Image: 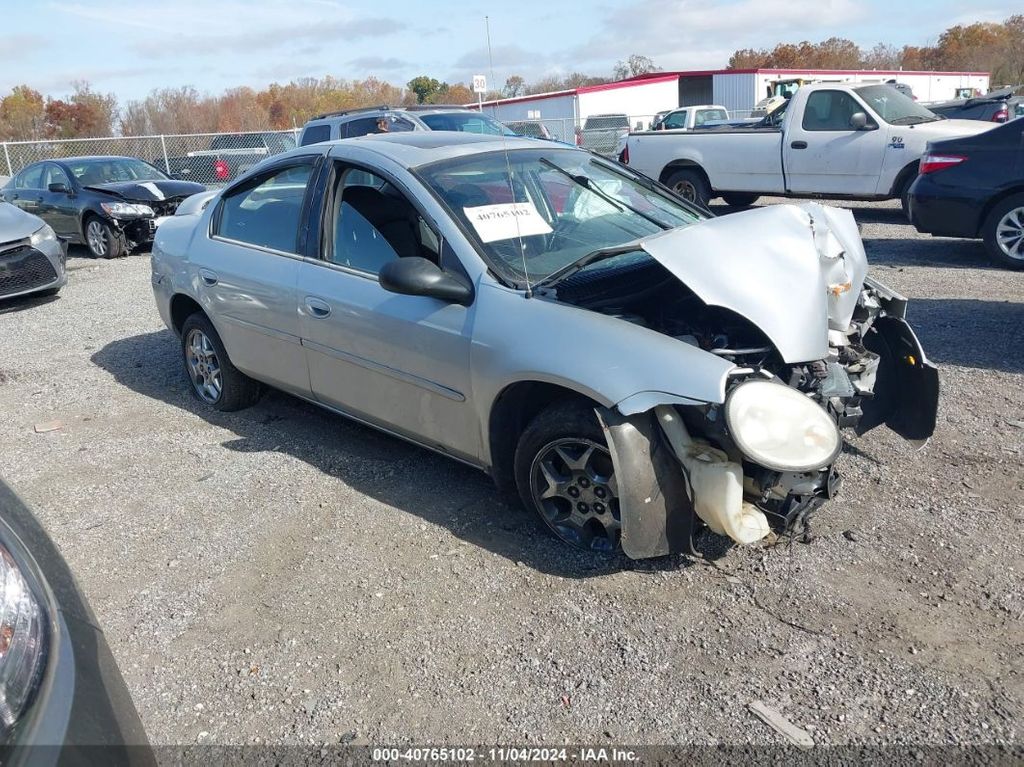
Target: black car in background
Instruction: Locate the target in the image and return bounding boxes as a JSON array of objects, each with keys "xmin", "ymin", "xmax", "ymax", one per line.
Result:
[
  {"xmin": 0, "ymin": 480, "xmax": 153, "ymax": 764},
  {"xmin": 926, "ymin": 87, "xmax": 1019, "ymax": 123},
  {"xmin": 908, "ymin": 117, "xmax": 1024, "ymax": 269},
  {"xmin": 0, "ymin": 157, "xmax": 205, "ymax": 259}
]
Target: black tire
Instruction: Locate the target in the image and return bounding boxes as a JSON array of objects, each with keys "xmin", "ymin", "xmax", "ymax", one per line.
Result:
[
  {"xmin": 514, "ymin": 400, "xmax": 621, "ymax": 554},
  {"xmin": 180, "ymin": 312, "xmax": 262, "ymax": 411},
  {"xmin": 664, "ymin": 168, "xmax": 710, "ymax": 208},
  {"xmin": 982, "ymin": 193, "xmax": 1024, "ymax": 270},
  {"xmin": 721, "ymin": 192, "xmax": 760, "ymax": 208},
  {"xmin": 84, "ymin": 215, "xmax": 124, "ymax": 259}
]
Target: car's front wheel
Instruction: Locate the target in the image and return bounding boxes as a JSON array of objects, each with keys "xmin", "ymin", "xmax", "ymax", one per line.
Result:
[
  {"xmin": 84, "ymin": 216, "xmax": 124, "ymax": 259},
  {"xmin": 180, "ymin": 313, "xmax": 262, "ymax": 411},
  {"xmin": 514, "ymin": 401, "xmax": 621, "ymax": 554},
  {"xmin": 982, "ymin": 193, "xmax": 1024, "ymax": 270}
]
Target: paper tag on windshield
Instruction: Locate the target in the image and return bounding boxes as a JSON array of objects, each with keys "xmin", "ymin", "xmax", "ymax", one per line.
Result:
[{"xmin": 463, "ymin": 203, "xmax": 552, "ymax": 243}]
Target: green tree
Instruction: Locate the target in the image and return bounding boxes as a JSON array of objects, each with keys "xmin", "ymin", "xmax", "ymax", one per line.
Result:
[{"xmin": 407, "ymin": 76, "xmax": 444, "ymax": 104}]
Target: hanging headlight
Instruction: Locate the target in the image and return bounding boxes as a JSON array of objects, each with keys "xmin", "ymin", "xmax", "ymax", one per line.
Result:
[
  {"xmin": 725, "ymin": 380, "xmax": 841, "ymax": 472},
  {"xmin": 0, "ymin": 545, "xmax": 47, "ymax": 735},
  {"xmin": 100, "ymin": 202, "xmax": 154, "ymax": 218}
]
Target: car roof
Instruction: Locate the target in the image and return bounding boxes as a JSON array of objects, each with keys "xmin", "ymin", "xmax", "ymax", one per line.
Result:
[
  {"xmin": 26, "ymin": 156, "xmax": 145, "ymax": 165},
  {"xmin": 326, "ymin": 131, "xmax": 557, "ymax": 167},
  {"xmin": 305, "ymin": 106, "xmax": 488, "ymax": 125}
]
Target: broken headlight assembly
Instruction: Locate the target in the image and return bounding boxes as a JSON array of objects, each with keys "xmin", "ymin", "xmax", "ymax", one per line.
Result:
[
  {"xmin": 100, "ymin": 202, "xmax": 154, "ymax": 219},
  {"xmin": 725, "ymin": 379, "xmax": 841, "ymax": 472},
  {"xmin": 0, "ymin": 545, "xmax": 47, "ymax": 735}
]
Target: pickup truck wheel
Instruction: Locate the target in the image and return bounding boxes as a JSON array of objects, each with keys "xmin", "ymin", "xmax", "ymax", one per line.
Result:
[
  {"xmin": 85, "ymin": 216, "xmax": 124, "ymax": 259},
  {"xmin": 721, "ymin": 193, "xmax": 760, "ymax": 208},
  {"xmin": 514, "ymin": 401, "xmax": 621, "ymax": 555},
  {"xmin": 180, "ymin": 313, "xmax": 263, "ymax": 411},
  {"xmin": 665, "ymin": 169, "xmax": 710, "ymax": 208},
  {"xmin": 982, "ymin": 194, "xmax": 1024, "ymax": 270}
]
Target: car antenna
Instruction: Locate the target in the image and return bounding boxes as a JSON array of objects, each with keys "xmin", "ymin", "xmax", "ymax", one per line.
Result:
[{"xmin": 486, "ymin": 15, "xmax": 533, "ymax": 298}]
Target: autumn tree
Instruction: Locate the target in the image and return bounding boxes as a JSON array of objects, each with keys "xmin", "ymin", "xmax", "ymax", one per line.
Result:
[
  {"xmin": 613, "ymin": 54, "xmax": 659, "ymax": 80},
  {"xmin": 0, "ymin": 86, "xmax": 45, "ymax": 140},
  {"xmin": 861, "ymin": 43, "xmax": 902, "ymax": 70},
  {"xmin": 503, "ymin": 75, "xmax": 525, "ymax": 98}
]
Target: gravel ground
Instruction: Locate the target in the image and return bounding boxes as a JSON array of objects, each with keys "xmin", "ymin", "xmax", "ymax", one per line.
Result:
[{"xmin": 0, "ymin": 199, "xmax": 1021, "ymax": 750}]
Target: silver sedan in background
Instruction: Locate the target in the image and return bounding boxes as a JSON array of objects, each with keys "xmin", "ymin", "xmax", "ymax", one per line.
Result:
[
  {"xmin": 0, "ymin": 201, "xmax": 66, "ymax": 301},
  {"xmin": 150, "ymin": 133, "xmax": 938, "ymax": 560}
]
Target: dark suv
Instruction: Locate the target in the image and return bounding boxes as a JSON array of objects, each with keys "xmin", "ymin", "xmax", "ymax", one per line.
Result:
[{"xmin": 298, "ymin": 105, "xmax": 515, "ymax": 146}]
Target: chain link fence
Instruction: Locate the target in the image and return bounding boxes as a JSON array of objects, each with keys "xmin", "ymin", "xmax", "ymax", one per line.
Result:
[
  {"xmin": 0, "ymin": 111, "xmax": 759, "ymax": 183},
  {"xmin": 1, "ymin": 130, "xmax": 300, "ymax": 186},
  {"xmin": 499, "ymin": 110, "xmax": 757, "ymax": 156}
]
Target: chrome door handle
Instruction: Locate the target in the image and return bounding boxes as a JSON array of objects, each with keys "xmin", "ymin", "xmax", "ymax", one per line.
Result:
[
  {"xmin": 199, "ymin": 268, "xmax": 218, "ymax": 286},
  {"xmin": 304, "ymin": 297, "xmax": 332, "ymax": 318}
]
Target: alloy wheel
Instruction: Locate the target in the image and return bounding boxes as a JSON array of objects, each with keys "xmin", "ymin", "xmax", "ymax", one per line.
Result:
[
  {"xmin": 530, "ymin": 438, "xmax": 620, "ymax": 552},
  {"xmin": 185, "ymin": 328, "xmax": 222, "ymax": 404},
  {"xmin": 673, "ymin": 180, "xmax": 697, "ymax": 202},
  {"xmin": 996, "ymin": 206, "xmax": 1024, "ymax": 261},
  {"xmin": 86, "ymin": 220, "xmax": 107, "ymax": 257}
]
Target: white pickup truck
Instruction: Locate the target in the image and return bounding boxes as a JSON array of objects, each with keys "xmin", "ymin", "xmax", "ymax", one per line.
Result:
[{"xmin": 622, "ymin": 82, "xmax": 994, "ymax": 210}]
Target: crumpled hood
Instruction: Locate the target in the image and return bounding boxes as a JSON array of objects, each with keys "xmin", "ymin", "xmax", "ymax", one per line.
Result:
[
  {"xmin": 640, "ymin": 202, "xmax": 867, "ymax": 363},
  {"xmin": 0, "ymin": 201, "xmax": 44, "ymax": 243},
  {"xmin": 84, "ymin": 179, "xmax": 206, "ymax": 201}
]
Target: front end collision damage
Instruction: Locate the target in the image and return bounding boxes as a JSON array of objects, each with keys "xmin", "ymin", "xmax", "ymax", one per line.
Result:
[{"xmin": 585, "ymin": 203, "xmax": 938, "ymax": 559}]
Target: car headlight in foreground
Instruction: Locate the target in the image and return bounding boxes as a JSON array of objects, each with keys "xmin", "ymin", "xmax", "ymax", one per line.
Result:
[
  {"xmin": 0, "ymin": 545, "xmax": 46, "ymax": 736},
  {"xmin": 725, "ymin": 380, "xmax": 841, "ymax": 472},
  {"xmin": 100, "ymin": 202, "xmax": 154, "ymax": 219},
  {"xmin": 28, "ymin": 225, "xmax": 58, "ymax": 250}
]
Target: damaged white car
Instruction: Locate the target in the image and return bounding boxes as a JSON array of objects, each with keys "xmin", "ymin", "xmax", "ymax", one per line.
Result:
[{"xmin": 150, "ymin": 133, "xmax": 938, "ymax": 559}]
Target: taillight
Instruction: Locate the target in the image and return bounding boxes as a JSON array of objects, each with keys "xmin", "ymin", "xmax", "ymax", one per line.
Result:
[
  {"xmin": 992, "ymin": 104, "xmax": 1009, "ymax": 123},
  {"xmin": 214, "ymin": 159, "xmax": 230, "ymax": 181},
  {"xmin": 919, "ymin": 153, "xmax": 967, "ymax": 174},
  {"xmin": 574, "ymin": 128, "xmax": 582, "ymax": 146},
  {"xmin": 619, "ymin": 145, "xmax": 629, "ymax": 164}
]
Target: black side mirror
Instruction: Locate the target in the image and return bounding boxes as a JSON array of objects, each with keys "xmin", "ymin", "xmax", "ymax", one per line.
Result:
[
  {"xmin": 850, "ymin": 112, "xmax": 875, "ymax": 131},
  {"xmin": 378, "ymin": 257, "xmax": 473, "ymax": 306},
  {"xmin": 48, "ymin": 182, "xmax": 70, "ymax": 194}
]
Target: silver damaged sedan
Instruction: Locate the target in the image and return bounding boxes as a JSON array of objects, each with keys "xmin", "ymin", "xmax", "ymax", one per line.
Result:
[{"xmin": 151, "ymin": 133, "xmax": 938, "ymax": 559}]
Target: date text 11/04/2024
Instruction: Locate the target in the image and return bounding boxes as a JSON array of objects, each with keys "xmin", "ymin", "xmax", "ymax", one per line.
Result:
[{"xmin": 371, "ymin": 747, "xmax": 639, "ymax": 762}]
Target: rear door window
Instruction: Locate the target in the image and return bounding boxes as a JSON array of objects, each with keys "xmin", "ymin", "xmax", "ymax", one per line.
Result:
[
  {"xmin": 301, "ymin": 124, "xmax": 331, "ymax": 146},
  {"xmin": 343, "ymin": 117, "xmax": 381, "ymax": 138},
  {"xmin": 214, "ymin": 163, "xmax": 314, "ymax": 254}
]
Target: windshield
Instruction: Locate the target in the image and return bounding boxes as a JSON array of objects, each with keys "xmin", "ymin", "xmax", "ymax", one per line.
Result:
[
  {"xmin": 68, "ymin": 158, "xmax": 168, "ymax": 184},
  {"xmin": 419, "ymin": 113, "xmax": 516, "ymax": 136},
  {"xmin": 855, "ymin": 84, "xmax": 938, "ymax": 125},
  {"xmin": 418, "ymin": 148, "xmax": 703, "ymax": 285}
]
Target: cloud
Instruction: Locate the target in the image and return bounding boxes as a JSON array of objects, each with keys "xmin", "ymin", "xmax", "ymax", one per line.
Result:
[
  {"xmin": 347, "ymin": 56, "xmax": 413, "ymax": 72},
  {"xmin": 572, "ymin": 0, "xmax": 866, "ymax": 69},
  {"xmin": 133, "ymin": 17, "xmax": 406, "ymax": 57}
]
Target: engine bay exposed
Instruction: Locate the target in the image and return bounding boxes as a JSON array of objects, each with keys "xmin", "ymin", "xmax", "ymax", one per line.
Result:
[{"xmin": 555, "ymin": 255, "xmax": 892, "ymax": 543}]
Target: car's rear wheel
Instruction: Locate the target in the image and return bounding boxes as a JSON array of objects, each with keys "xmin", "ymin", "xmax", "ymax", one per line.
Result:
[
  {"xmin": 721, "ymin": 192, "xmax": 760, "ymax": 208},
  {"xmin": 514, "ymin": 401, "xmax": 621, "ymax": 554},
  {"xmin": 983, "ymin": 194, "xmax": 1024, "ymax": 270},
  {"xmin": 664, "ymin": 168, "xmax": 710, "ymax": 208},
  {"xmin": 180, "ymin": 313, "xmax": 262, "ymax": 411},
  {"xmin": 85, "ymin": 216, "xmax": 124, "ymax": 259}
]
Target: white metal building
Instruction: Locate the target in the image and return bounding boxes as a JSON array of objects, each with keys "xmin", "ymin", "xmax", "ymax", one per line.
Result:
[{"xmin": 476, "ymin": 68, "xmax": 992, "ymax": 124}]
